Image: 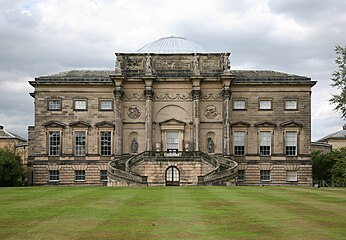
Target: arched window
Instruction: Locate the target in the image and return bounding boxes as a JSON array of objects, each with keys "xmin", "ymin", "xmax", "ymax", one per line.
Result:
[{"xmin": 166, "ymin": 166, "xmax": 180, "ymax": 186}]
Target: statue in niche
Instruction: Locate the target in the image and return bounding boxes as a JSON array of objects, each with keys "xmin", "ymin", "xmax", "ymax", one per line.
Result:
[
  {"xmin": 207, "ymin": 137, "xmax": 215, "ymax": 153},
  {"xmin": 145, "ymin": 54, "xmax": 152, "ymax": 75},
  {"xmin": 222, "ymin": 53, "xmax": 230, "ymax": 72},
  {"xmin": 192, "ymin": 53, "xmax": 199, "ymax": 74},
  {"xmin": 115, "ymin": 55, "xmax": 122, "ymax": 74},
  {"xmin": 131, "ymin": 138, "xmax": 138, "ymax": 154}
]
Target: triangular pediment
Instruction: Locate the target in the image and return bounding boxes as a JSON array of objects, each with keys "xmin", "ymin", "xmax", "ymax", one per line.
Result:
[
  {"xmin": 159, "ymin": 118, "xmax": 186, "ymax": 126},
  {"xmin": 95, "ymin": 121, "xmax": 115, "ymax": 128},
  {"xmin": 42, "ymin": 120, "xmax": 66, "ymax": 128},
  {"xmin": 280, "ymin": 120, "xmax": 303, "ymax": 128},
  {"xmin": 254, "ymin": 121, "xmax": 277, "ymax": 127},
  {"xmin": 69, "ymin": 120, "xmax": 91, "ymax": 128},
  {"xmin": 230, "ymin": 121, "xmax": 251, "ymax": 127}
]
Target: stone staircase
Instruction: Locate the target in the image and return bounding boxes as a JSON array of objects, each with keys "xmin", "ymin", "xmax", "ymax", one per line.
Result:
[{"xmin": 107, "ymin": 151, "xmax": 238, "ymax": 186}]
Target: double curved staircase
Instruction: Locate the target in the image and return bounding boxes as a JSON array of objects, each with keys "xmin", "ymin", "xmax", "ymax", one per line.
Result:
[{"xmin": 107, "ymin": 151, "xmax": 238, "ymax": 186}]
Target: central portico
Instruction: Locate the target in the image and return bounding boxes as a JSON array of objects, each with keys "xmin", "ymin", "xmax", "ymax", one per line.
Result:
[{"xmin": 107, "ymin": 36, "xmax": 237, "ymax": 186}]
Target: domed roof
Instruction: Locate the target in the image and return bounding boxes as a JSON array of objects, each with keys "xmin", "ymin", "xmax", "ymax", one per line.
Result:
[{"xmin": 137, "ymin": 36, "xmax": 205, "ymax": 53}]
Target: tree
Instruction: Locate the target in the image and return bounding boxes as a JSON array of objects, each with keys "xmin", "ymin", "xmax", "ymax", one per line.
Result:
[
  {"xmin": 312, "ymin": 147, "xmax": 346, "ymax": 186},
  {"xmin": 0, "ymin": 147, "xmax": 24, "ymax": 187},
  {"xmin": 330, "ymin": 45, "xmax": 346, "ymax": 119}
]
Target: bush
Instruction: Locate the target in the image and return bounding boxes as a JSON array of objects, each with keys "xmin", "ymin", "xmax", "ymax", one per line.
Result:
[{"xmin": 0, "ymin": 148, "xmax": 24, "ymax": 187}]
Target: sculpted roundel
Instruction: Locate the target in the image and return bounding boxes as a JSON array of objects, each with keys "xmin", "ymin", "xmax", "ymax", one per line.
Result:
[
  {"xmin": 128, "ymin": 105, "xmax": 141, "ymax": 119},
  {"xmin": 204, "ymin": 105, "xmax": 218, "ymax": 119}
]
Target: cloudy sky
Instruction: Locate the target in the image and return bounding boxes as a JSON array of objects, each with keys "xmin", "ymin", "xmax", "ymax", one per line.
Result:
[{"xmin": 0, "ymin": 0, "xmax": 345, "ymax": 141}]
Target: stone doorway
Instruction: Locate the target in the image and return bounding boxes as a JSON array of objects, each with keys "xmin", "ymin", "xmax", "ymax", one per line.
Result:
[{"xmin": 165, "ymin": 166, "xmax": 180, "ymax": 186}]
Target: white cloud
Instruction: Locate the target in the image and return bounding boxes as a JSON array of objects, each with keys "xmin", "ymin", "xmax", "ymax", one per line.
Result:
[{"xmin": 0, "ymin": 0, "xmax": 345, "ymax": 141}]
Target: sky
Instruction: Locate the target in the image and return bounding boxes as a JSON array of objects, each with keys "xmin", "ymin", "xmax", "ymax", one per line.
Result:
[{"xmin": 0, "ymin": 0, "xmax": 345, "ymax": 141}]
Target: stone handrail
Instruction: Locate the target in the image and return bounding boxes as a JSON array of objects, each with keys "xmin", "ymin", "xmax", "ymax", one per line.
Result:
[
  {"xmin": 108, "ymin": 151, "xmax": 238, "ymax": 186},
  {"xmin": 108, "ymin": 159, "xmax": 146, "ymax": 184}
]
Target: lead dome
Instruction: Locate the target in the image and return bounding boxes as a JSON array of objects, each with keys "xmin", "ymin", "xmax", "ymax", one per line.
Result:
[{"xmin": 136, "ymin": 36, "xmax": 205, "ymax": 53}]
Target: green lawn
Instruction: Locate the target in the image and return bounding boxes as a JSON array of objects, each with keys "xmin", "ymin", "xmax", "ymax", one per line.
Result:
[{"xmin": 0, "ymin": 186, "xmax": 345, "ymax": 240}]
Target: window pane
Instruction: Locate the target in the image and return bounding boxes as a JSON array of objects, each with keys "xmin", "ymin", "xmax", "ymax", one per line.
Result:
[
  {"xmin": 100, "ymin": 131, "xmax": 112, "ymax": 156},
  {"xmin": 259, "ymin": 100, "xmax": 271, "ymax": 109},
  {"xmin": 75, "ymin": 170, "xmax": 85, "ymax": 181},
  {"xmin": 49, "ymin": 170, "xmax": 59, "ymax": 181},
  {"xmin": 286, "ymin": 170, "xmax": 297, "ymax": 181},
  {"xmin": 286, "ymin": 132, "xmax": 297, "ymax": 146},
  {"xmin": 49, "ymin": 131, "xmax": 60, "ymax": 156},
  {"xmin": 100, "ymin": 100, "xmax": 113, "ymax": 110},
  {"xmin": 285, "ymin": 100, "xmax": 297, "ymax": 110},
  {"xmin": 48, "ymin": 100, "xmax": 61, "ymax": 110},
  {"xmin": 100, "ymin": 170, "xmax": 107, "ymax": 181},
  {"xmin": 75, "ymin": 100, "xmax": 87, "ymax": 110},
  {"xmin": 234, "ymin": 100, "xmax": 246, "ymax": 109},
  {"xmin": 234, "ymin": 132, "xmax": 245, "ymax": 146},
  {"xmin": 75, "ymin": 131, "xmax": 86, "ymax": 156},
  {"xmin": 237, "ymin": 170, "xmax": 245, "ymax": 181},
  {"xmin": 260, "ymin": 170, "xmax": 271, "ymax": 181},
  {"xmin": 234, "ymin": 132, "xmax": 245, "ymax": 156}
]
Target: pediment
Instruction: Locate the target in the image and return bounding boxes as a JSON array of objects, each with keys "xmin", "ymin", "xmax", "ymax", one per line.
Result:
[
  {"xmin": 69, "ymin": 120, "xmax": 91, "ymax": 128},
  {"xmin": 254, "ymin": 121, "xmax": 277, "ymax": 127},
  {"xmin": 280, "ymin": 120, "xmax": 303, "ymax": 128},
  {"xmin": 95, "ymin": 121, "xmax": 115, "ymax": 128},
  {"xmin": 159, "ymin": 118, "xmax": 186, "ymax": 126},
  {"xmin": 42, "ymin": 120, "xmax": 66, "ymax": 128},
  {"xmin": 230, "ymin": 121, "xmax": 251, "ymax": 127}
]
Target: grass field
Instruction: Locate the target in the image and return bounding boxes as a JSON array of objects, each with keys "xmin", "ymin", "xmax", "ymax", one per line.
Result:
[{"xmin": 0, "ymin": 186, "xmax": 345, "ymax": 240}]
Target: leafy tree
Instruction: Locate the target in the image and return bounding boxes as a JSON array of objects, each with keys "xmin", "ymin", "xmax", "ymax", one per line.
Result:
[
  {"xmin": 0, "ymin": 147, "xmax": 23, "ymax": 187},
  {"xmin": 330, "ymin": 45, "xmax": 346, "ymax": 118},
  {"xmin": 312, "ymin": 147, "xmax": 346, "ymax": 186},
  {"xmin": 312, "ymin": 151, "xmax": 335, "ymax": 185},
  {"xmin": 331, "ymin": 147, "xmax": 346, "ymax": 186}
]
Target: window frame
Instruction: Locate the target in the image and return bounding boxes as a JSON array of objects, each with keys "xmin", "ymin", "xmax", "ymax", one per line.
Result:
[
  {"xmin": 100, "ymin": 170, "xmax": 108, "ymax": 182},
  {"xmin": 233, "ymin": 99, "xmax": 247, "ymax": 111},
  {"xmin": 259, "ymin": 131, "xmax": 271, "ymax": 156},
  {"xmin": 99, "ymin": 99, "xmax": 114, "ymax": 111},
  {"xmin": 285, "ymin": 131, "xmax": 298, "ymax": 156},
  {"xmin": 237, "ymin": 170, "xmax": 245, "ymax": 182},
  {"xmin": 73, "ymin": 99, "xmax": 88, "ymax": 111},
  {"xmin": 260, "ymin": 170, "xmax": 271, "ymax": 181},
  {"xmin": 100, "ymin": 131, "xmax": 112, "ymax": 156},
  {"xmin": 48, "ymin": 99, "xmax": 62, "ymax": 111},
  {"xmin": 259, "ymin": 99, "xmax": 272, "ymax": 111},
  {"xmin": 48, "ymin": 131, "xmax": 61, "ymax": 156},
  {"xmin": 286, "ymin": 170, "xmax": 298, "ymax": 182},
  {"xmin": 74, "ymin": 131, "xmax": 87, "ymax": 156},
  {"xmin": 234, "ymin": 131, "xmax": 245, "ymax": 156},
  {"xmin": 75, "ymin": 170, "xmax": 86, "ymax": 182},
  {"xmin": 48, "ymin": 170, "xmax": 59, "ymax": 182},
  {"xmin": 284, "ymin": 99, "xmax": 298, "ymax": 111}
]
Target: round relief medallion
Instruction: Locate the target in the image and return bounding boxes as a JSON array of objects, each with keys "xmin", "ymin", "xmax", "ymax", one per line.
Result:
[
  {"xmin": 204, "ymin": 105, "xmax": 217, "ymax": 119},
  {"xmin": 128, "ymin": 105, "xmax": 141, "ymax": 119}
]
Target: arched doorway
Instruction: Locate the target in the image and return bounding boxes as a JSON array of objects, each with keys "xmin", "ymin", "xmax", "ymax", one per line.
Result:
[{"xmin": 166, "ymin": 166, "xmax": 180, "ymax": 186}]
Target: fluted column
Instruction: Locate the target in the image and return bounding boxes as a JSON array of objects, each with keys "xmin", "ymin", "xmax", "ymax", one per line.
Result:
[
  {"xmin": 114, "ymin": 86, "xmax": 124, "ymax": 156},
  {"xmin": 144, "ymin": 78, "xmax": 154, "ymax": 151},
  {"xmin": 221, "ymin": 76, "xmax": 232, "ymax": 155},
  {"xmin": 191, "ymin": 77, "xmax": 201, "ymax": 151}
]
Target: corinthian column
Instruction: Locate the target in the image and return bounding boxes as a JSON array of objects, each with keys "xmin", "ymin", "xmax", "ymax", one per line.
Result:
[
  {"xmin": 221, "ymin": 76, "xmax": 232, "ymax": 155},
  {"xmin": 114, "ymin": 85, "xmax": 124, "ymax": 156},
  {"xmin": 191, "ymin": 78, "xmax": 201, "ymax": 152},
  {"xmin": 144, "ymin": 78, "xmax": 154, "ymax": 151}
]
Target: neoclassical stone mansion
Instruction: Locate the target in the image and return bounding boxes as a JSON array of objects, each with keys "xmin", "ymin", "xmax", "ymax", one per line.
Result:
[{"xmin": 28, "ymin": 36, "xmax": 316, "ymax": 186}]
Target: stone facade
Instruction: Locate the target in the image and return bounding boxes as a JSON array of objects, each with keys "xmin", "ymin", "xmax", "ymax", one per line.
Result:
[{"xmin": 28, "ymin": 38, "xmax": 316, "ymax": 186}]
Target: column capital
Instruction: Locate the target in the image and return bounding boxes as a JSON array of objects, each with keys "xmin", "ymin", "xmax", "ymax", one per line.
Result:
[
  {"xmin": 114, "ymin": 87, "xmax": 124, "ymax": 100},
  {"xmin": 144, "ymin": 89, "xmax": 154, "ymax": 100},
  {"xmin": 191, "ymin": 89, "xmax": 201, "ymax": 100}
]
